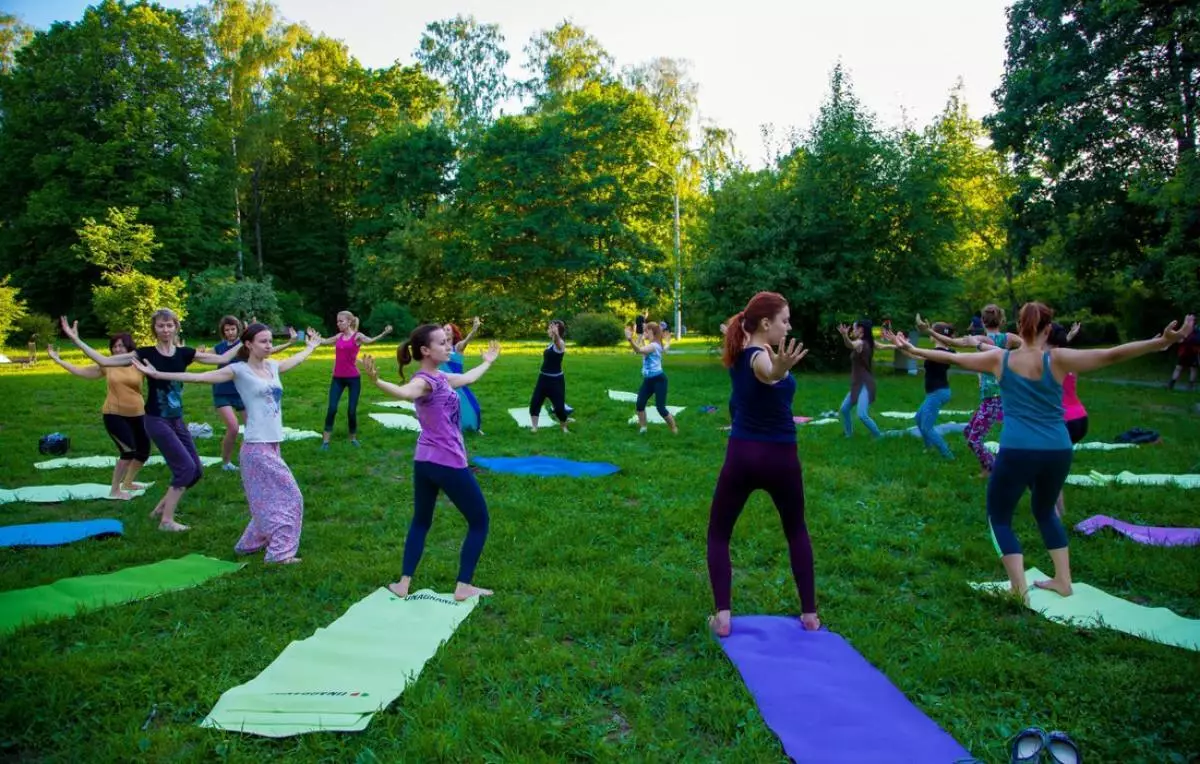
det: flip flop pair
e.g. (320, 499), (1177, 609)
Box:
(1011, 726), (1081, 763)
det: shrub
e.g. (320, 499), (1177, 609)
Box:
(570, 312), (624, 347)
(366, 302), (415, 337)
(0, 275), (28, 347)
(91, 271), (188, 345)
(275, 290), (326, 335)
(186, 268), (282, 336)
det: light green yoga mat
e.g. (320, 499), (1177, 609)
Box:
(368, 412), (421, 432)
(970, 568), (1200, 652)
(1066, 470), (1200, 489)
(627, 406), (685, 425)
(200, 587), (478, 737)
(0, 482), (154, 505)
(36, 455), (222, 470)
(983, 441), (1138, 454)
(0, 554), (244, 635)
(607, 389), (639, 402)
(880, 409), (974, 419)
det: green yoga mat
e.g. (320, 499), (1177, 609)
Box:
(0, 482), (154, 505)
(0, 554), (244, 635)
(200, 587), (478, 737)
(1066, 471), (1200, 489)
(970, 568), (1200, 652)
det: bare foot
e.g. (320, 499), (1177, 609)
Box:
(1007, 584), (1030, 605)
(108, 490), (133, 501)
(454, 582), (493, 601)
(268, 557), (302, 565)
(158, 520), (189, 532)
(386, 578), (411, 598)
(708, 612), (732, 637)
(149, 501), (165, 518)
(123, 482), (149, 491)
(560, 425), (570, 434)
(1034, 577), (1073, 597)
(800, 612), (821, 631)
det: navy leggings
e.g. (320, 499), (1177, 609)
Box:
(324, 376), (361, 434)
(402, 460), (490, 584)
(707, 438), (815, 613)
(987, 448), (1072, 556)
(636, 373), (670, 419)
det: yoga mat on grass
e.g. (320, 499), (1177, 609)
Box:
(238, 425), (321, 441)
(607, 389), (639, 402)
(717, 617), (971, 763)
(882, 423), (969, 439)
(799, 417), (840, 426)
(367, 413), (421, 432)
(0, 554), (244, 636)
(627, 406), (686, 425)
(200, 587), (477, 737)
(1066, 470), (1200, 489)
(0, 518), (123, 547)
(983, 441), (1137, 454)
(969, 568), (1200, 652)
(880, 410), (974, 419)
(0, 482), (154, 505)
(1075, 515), (1200, 547)
(373, 400), (416, 411)
(36, 455), (222, 470)
(473, 456), (619, 478)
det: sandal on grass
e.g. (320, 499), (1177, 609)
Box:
(1046, 730), (1081, 764)
(1010, 726), (1047, 763)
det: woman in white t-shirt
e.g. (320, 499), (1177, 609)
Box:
(133, 323), (321, 564)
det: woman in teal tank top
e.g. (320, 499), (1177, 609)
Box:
(891, 305), (1194, 603)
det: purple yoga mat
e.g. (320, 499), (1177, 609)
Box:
(1075, 515), (1200, 547)
(718, 616), (971, 763)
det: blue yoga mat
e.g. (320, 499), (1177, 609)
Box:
(0, 519), (124, 548)
(472, 456), (620, 478)
(718, 616), (972, 763)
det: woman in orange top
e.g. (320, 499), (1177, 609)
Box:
(47, 332), (151, 499)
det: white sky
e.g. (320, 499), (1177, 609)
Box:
(11, 0), (1014, 168)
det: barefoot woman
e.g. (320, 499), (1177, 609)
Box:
(361, 325), (500, 601)
(889, 306), (1194, 600)
(708, 292), (819, 636)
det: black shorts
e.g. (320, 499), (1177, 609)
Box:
(1066, 416), (1088, 445)
(1178, 353), (1198, 369)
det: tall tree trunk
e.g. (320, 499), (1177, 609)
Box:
(252, 159), (264, 276)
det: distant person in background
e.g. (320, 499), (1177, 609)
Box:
(1167, 321), (1199, 391)
(317, 310), (393, 449)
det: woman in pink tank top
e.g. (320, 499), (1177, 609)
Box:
(1047, 322), (1084, 518)
(316, 310), (392, 449)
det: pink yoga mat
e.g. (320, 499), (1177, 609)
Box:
(1075, 515), (1200, 547)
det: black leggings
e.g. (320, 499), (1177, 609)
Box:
(102, 414), (151, 462)
(529, 374), (569, 422)
(324, 376), (361, 434)
(987, 448), (1072, 556)
(636, 373), (670, 419)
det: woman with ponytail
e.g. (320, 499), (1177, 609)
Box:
(888, 306), (1195, 602)
(134, 324), (322, 562)
(318, 310), (393, 450)
(362, 324), (500, 601)
(625, 320), (678, 434)
(708, 292), (819, 637)
(528, 320), (571, 434)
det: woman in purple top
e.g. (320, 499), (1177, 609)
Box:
(359, 324), (500, 602)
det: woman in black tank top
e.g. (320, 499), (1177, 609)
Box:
(528, 320), (571, 433)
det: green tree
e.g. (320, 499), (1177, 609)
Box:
(415, 15), (510, 136)
(521, 21), (614, 110)
(70, 207), (162, 274)
(0, 12), (33, 76)
(0, 274), (28, 346)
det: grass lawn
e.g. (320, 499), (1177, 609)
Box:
(1, 336), (1198, 763)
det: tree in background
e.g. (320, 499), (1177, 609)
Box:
(0, 13), (33, 76)
(415, 15), (511, 139)
(0, 275), (28, 347)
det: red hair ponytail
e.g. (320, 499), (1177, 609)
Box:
(721, 291), (789, 368)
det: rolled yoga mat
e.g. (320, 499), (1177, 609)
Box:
(0, 554), (244, 636)
(200, 587), (478, 737)
(0, 482), (154, 505)
(717, 617), (972, 763)
(35, 455), (222, 470)
(969, 567), (1200, 652)
(1065, 471), (1200, 489)
(0, 519), (123, 548)
(1074, 515), (1200, 547)
(473, 456), (620, 478)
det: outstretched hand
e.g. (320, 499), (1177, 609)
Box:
(288, 326), (299, 342)
(624, 326), (634, 341)
(130, 356), (159, 377)
(59, 316), (79, 340)
(383, 324), (393, 334)
(836, 323), (851, 336)
(357, 354), (380, 381)
(915, 313), (930, 331)
(881, 328), (913, 349)
(304, 328), (321, 348)
(471, 316), (482, 330)
(46, 345), (61, 361)
(1161, 315), (1196, 346)
(766, 337), (808, 376)
(481, 340), (500, 364)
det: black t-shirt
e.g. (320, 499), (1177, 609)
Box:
(135, 346), (197, 418)
(924, 347), (956, 393)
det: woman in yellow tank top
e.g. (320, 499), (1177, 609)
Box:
(47, 332), (151, 499)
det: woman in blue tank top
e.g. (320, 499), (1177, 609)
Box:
(707, 292), (819, 638)
(889, 305), (1195, 602)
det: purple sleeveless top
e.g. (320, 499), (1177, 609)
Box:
(413, 371), (467, 468)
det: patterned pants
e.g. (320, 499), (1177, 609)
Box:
(236, 442), (304, 562)
(965, 396), (1003, 471)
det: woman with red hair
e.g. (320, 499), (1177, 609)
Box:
(707, 292), (819, 637)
